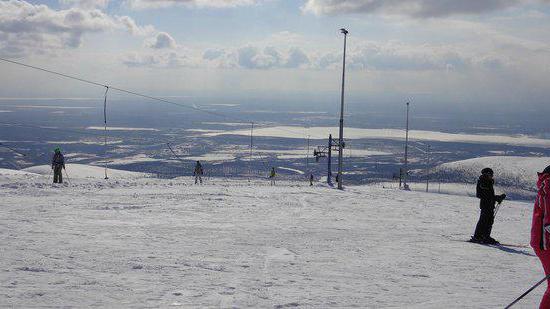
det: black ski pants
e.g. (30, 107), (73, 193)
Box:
(53, 165), (63, 183)
(474, 205), (495, 239)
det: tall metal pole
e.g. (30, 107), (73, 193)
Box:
(103, 86), (109, 180)
(337, 28), (348, 190)
(328, 134), (332, 185)
(306, 135), (310, 171)
(426, 144), (430, 192)
(403, 102), (410, 190)
(249, 122), (253, 179)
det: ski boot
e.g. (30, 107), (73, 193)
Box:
(484, 237), (500, 245)
(469, 236), (485, 244)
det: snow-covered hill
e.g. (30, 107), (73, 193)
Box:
(436, 156), (550, 192)
(0, 169), (543, 308)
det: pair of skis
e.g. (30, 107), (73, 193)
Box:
(466, 238), (528, 249)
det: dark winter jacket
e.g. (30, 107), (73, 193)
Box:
(51, 152), (65, 168)
(476, 175), (503, 209)
(193, 163), (203, 175)
(531, 173), (550, 250)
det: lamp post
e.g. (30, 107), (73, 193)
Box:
(337, 28), (348, 190)
(403, 101), (410, 190)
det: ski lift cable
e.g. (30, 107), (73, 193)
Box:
(0, 57), (326, 140)
(0, 142), (27, 157)
(409, 144), (427, 154)
(166, 143), (188, 163)
(0, 57), (247, 123)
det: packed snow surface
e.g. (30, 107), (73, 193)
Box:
(23, 164), (151, 179)
(0, 168), (40, 178)
(0, 169), (543, 308)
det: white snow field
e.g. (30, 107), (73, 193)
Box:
(204, 126), (550, 148)
(0, 167), (544, 308)
(23, 164), (151, 179)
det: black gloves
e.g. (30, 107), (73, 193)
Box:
(496, 194), (506, 204)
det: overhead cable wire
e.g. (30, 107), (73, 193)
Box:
(0, 57), (251, 123)
(0, 57), (327, 140)
(0, 142), (27, 156)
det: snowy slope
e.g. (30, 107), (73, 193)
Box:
(23, 163), (152, 179)
(0, 168), (41, 183)
(0, 172), (543, 308)
(0, 168), (40, 177)
(436, 156), (550, 191)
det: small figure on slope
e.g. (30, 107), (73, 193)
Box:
(193, 161), (204, 185)
(51, 147), (65, 184)
(531, 165), (550, 308)
(269, 167), (276, 186)
(310, 173), (314, 186)
(471, 167), (506, 244)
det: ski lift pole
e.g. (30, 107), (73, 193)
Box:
(103, 86), (109, 180)
(327, 134), (332, 185)
(426, 144), (430, 192)
(249, 122), (253, 181)
(403, 101), (410, 189)
(505, 274), (550, 308)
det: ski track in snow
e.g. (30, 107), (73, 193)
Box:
(0, 173), (543, 308)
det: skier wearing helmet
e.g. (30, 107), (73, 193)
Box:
(51, 147), (65, 183)
(471, 167), (506, 244)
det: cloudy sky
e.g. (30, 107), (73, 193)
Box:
(0, 0), (549, 109)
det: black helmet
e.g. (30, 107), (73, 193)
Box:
(543, 165), (550, 174)
(481, 167), (494, 176)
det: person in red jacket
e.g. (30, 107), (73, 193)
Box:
(531, 165), (550, 308)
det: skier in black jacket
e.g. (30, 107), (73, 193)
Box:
(471, 167), (506, 244)
(51, 147), (65, 183)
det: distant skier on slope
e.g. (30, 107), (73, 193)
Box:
(51, 147), (65, 184)
(193, 161), (203, 185)
(269, 167), (276, 186)
(531, 165), (550, 308)
(310, 173), (314, 186)
(471, 167), (506, 244)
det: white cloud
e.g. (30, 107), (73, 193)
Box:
(236, 46), (312, 69)
(124, 0), (258, 10)
(123, 40), (516, 72)
(202, 48), (225, 60)
(285, 47), (310, 68)
(146, 32), (177, 49)
(0, 0), (155, 57)
(315, 41), (515, 72)
(122, 51), (196, 68)
(59, 0), (110, 9)
(116, 15), (155, 36)
(302, 0), (548, 18)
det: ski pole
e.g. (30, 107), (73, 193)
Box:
(64, 168), (71, 185)
(504, 274), (550, 308)
(494, 203), (501, 218)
